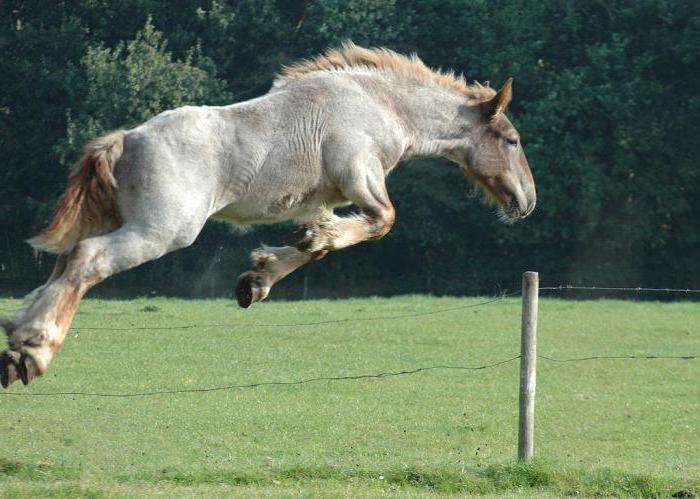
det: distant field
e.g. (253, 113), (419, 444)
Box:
(0, 296), (698, 497)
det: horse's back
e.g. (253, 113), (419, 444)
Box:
(113, 106), (237, 230)
(113, 77), (402, 228)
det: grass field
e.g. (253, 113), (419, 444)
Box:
(0, 295), (698, 497)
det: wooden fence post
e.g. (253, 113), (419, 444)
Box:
(518, 271), (538, 461)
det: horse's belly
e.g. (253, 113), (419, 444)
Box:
(211, 189), (349, 226)
(211, 202), (303, 225)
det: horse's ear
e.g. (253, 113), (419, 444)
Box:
(482, 77), (513, 119)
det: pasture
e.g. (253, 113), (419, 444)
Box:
(0, 295), (698, 497)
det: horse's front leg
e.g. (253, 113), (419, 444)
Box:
(235, 245), (327, 308)
(236, 155), (395, 307)
(292, 207), (395, 253)
(294, 155), (396, 252)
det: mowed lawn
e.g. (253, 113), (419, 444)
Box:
(0, 295), (697, 497)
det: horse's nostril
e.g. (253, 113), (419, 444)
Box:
(504, 198), (521, 218)
(525, 200), (536, 217)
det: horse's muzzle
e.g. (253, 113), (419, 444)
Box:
(503, 191), (535, 220)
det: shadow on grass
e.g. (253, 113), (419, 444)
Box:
(0, 458), (74, 481)
(0, 459), (103, 498)
(130, 460), (697, 497)
(2, 459), (696, 496)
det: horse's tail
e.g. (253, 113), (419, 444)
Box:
(28, 129), (127, 255)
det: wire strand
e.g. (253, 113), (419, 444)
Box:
(540, 285), (700, 293)
(1, 286), (697, 398)
(69, 291), (520, 332)
(2, 353), (697, 398)
(539, 354), (698, 362)
(0, 355), (522, 398)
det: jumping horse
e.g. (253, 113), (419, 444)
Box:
(1, 42), (535, 387)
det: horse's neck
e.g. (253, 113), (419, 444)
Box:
(374, 79), (474, 160)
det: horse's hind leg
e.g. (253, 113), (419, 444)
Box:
(1, 254), (69, 332)
(0, 225), (193, 387)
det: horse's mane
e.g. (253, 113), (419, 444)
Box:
(276, 41), (496, 101)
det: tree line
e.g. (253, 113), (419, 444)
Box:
(1, 0), (698, 299)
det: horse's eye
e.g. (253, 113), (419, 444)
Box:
(505, 137), (518, 147)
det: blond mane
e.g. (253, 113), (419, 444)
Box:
(276, 41), (496, 101)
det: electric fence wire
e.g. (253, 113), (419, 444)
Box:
(69, 290), (520, 332)
(0, 353), (696, 398)
(0, 283), (697, 398)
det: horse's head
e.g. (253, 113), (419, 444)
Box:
(452, 79), (536, 221)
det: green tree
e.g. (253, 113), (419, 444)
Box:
(58, 17), (230, 165)
(1, 0), (698, 297)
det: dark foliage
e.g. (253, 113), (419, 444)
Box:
(1, 0), (698, 298)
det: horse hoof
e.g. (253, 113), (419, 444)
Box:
(236, 273), (254, 308)
(18, 353), (39, 385)
(0, 350), (41, 388)
(235, 272), (270, 308)
(0, 350), (21, 388)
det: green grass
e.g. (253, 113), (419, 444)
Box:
(0, 295), (698, 497)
